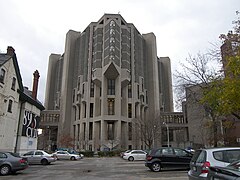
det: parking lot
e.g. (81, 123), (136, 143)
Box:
(1, 157), (189, 180)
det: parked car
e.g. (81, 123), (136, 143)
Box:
(207, 160), (240, 180)
(22, 150), (56, 165)
(188, 147), (240, 180)
(145, 147), (193, 172)
(53, 151), (81, 160)
(0, 152), (28, 175)
(122, 150), (147, 161)
(120, 150), (131, 158)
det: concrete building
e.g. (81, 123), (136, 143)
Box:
(43, 14), (175, 151)
(0, 46), (44, 154)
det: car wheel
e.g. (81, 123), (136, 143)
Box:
(70, 156), (76, 160)
(0, 165), (11, 175)
(41, 159), (49, 165)
(128, 156), (134, 161)
(151, 162), (161, 172)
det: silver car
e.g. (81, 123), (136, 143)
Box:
(122, 150), (147, 161)
(188, 147), (240, 179)
(53, 151), (80, 160)
(22, 150), (56, 165)
(0, 152), (28, 175)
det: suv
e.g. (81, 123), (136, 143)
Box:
(188, 147), (240, 179)
(145, 147), (193, 172)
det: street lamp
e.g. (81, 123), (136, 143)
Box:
(163, 122), (170, 147)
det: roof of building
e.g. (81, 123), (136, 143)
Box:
(0, 54), (12, 66)
(0, 51), (44, 111)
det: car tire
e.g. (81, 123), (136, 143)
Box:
(0, 165), (11, 175)
(151, 162), (161, 172)
(128, 156), (134, 161)
(70, 156), (76, 160)
(41, 159), (49, 165)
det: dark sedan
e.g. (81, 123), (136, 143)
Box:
(0, 152), (28, 175)
(145, 147), (193, 172)
(207, 160), (240, 180)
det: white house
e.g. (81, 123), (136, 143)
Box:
(0, 46), (44, 154)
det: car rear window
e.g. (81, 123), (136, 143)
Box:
(9, 152), (21, 157)
(213, 150), (240, 163)
(191, 150), (206, 163)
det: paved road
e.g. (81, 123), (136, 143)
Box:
(1, 157), (189, 180)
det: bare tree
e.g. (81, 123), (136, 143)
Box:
(174, 52), (223, 147)
(58, 134), (74, 148)
(133, 113), (161, 149)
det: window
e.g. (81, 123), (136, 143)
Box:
(90, 103), (94, 118)
(174, 148), (188, 156)
(35, 151), (43, 155)
(7, 99), (13, 113)
(90, 81), (94, 97)
(137, 85), (139, 99)
(128, 122), (132, 140)
(128, 104), (132, 118)
(161, 148), (174, 155)
(72, 89), (75, 103)
(128, 84), (132, 98)
(0, 152), (7, 158)
(11, 77), (16, 90)
(108, 98), (115, 115)
(0, 69), (6, 83)
(107, 79), (115, 95)
(82, 84), (85, 94)
(89, 122), (93, 140)
(107, 122), (114, 140)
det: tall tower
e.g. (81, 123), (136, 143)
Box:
(44, 14), (173, 151)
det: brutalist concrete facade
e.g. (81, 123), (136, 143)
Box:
(44, 14), (173, 151)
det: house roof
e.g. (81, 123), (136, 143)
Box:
(0, 52), (44, 111)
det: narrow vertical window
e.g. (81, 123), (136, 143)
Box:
(128, 84), (132, 98)
(0, 69), (6, 84)
(107, 79), (115, 95)
(72, 89), (75, 103)
(108, 98), (115, 115)
(11, 77), (16, 90)
(83, 123), (86, 140)
(128, 122), (132, 140)
(7, 99), (13, 113)
(90, 103), (94, 118)
(84, 103), (86, 118)
(90, 81), (94, 97)
(107, 122), (114, 140)
(128, 104), (132, 118)
(89, 122), (93, 140)
(82, 84), (85, 94)
(137, 85), (139, 99)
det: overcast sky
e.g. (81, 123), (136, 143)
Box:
(0, 0), (239, 105)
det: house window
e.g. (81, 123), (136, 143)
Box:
(107, 79), (115, 95)
(108, 98), (115, 115)
(7, 99), (13, 113)
(11, 77), (16, 90)
(0, 69), (6, 84)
